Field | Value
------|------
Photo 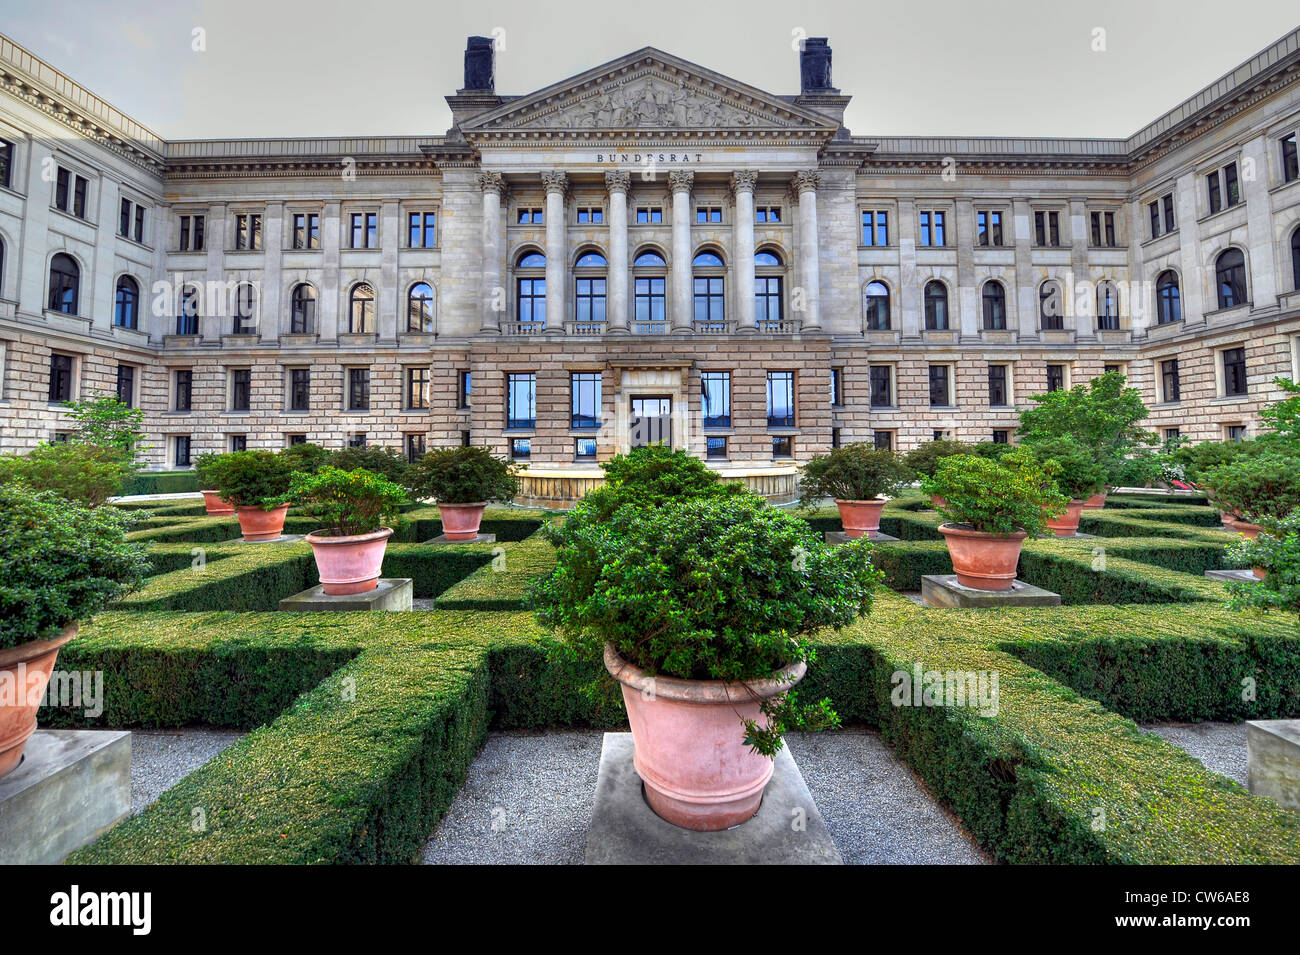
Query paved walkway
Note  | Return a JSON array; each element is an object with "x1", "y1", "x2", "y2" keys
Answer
[
  {"x1": 1142, "y1": 722, "x2": 1248, "y2": 787},
  {"x1": 128, "y1": 728, "x2": 244, "y2": 815}
]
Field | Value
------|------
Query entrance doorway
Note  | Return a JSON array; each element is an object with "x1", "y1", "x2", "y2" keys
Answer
[{"x1": 629, "y1": 396, "x2": 671, "y2": 448}]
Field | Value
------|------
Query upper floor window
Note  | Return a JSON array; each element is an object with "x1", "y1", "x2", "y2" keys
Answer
[
  {"x1": 755, "y1": 250, "x2": 783, "y2": 327},
  {"x1": 928, "y1": 364, "x2": 951, "y2": 407},
  {"x1": 350, "y1": 212, "x2": 377, "y2": 249},
  {"x1": 1097, "y1": 280, "x2": 1120, "y2": 330},
  {"x1": 988, "y1": 364, "x2": 1010, "y2": 407},
  {"x1": 1283, "y1": 133, "x2": 1299, "y2": 184},
  {"x1": 755, "y1": 206, "x2": 781, "y2": 223},
  {"x1": 506, "y1": 373, "x2": 536, "y2": 429},
  {"x1": 177, "y1": 284, "x2": 200, "y2": 335},
  {"x1": 48, "y1": 253, "x2": 79, "y2": 314},
  {"x1": 291, "y1": 283, "x2": 316, "y2": 334},
  {"x1": 408, "y1": 282, "x2": 435, "y2": 333},
  {"x1": 634, "y1": 250, "x2": 666, "y2": 330},
  {"x1": 861, "y1": 210, "x2": 888, "y2": 246},
  {"x1": 516, "y1": 250, "x2": 546, "y2": 325},
  {"x1": 1215, "y1": 248, "x2": 1247, "y2": 309},
  {"x1": 0, "y1": 139, "x2": 12, "y2": 189},
  {"x1": 576, "y1": 206, "x2": 603, "y2": 224},
  {"x1": 635, "y1": 207, "x2": 662, "y2": 224},
  {"x1": 864, "y1": 281, "x2": 890, "y2": 331},
  {"x1": 54, "y1": 167, "x2": 88, "y2": 219},
  {"x1": 347, "y1": 368, "x2": 370, "y2": 411},
  {"x1": 766, "y1": 371, "x2": 795, "y2": 427},
  {"x1": 115, "y1": 364, "x2": 136, "y2": 408},
  {"x1": 292, "y1": 213, "x2": 320, "y2": 250},
  {"x1": 1207, "y1": 161, "x2": 1241, "y2": 213},
  {"x1": 234, "y1": 213, "x2": 262, "y2": 250},
  {"x1": 349, "y1": 282, "x2": 375, "y2": 333},
  {"x1": 923, "y1": 280, "x2": 948, "y2": 330},
  {"x1": 49, "y1": 353, "x2": 74, "y2": 404},
  {"x1": 407, "y1": 366, "x2": 431, "y2": 410},
  {"x1": 869, "y1": 364, "x2": 892, "y2": 407},
  {"x1": 571, "y1": 372, "x2": 601, "y2": 428},
  {"x1": 1034, "y1": 210, "x2": 1060, "y2": 247},
  {"x1": 119, "y1": 198, "x2": 146, "y2": 243},
  {"x1": 1156, "y1": 271, "x2": 1181, "y2": 324},
  {"x1": 976, "y1": 210, "x2": 1003, "y2": 246},
  {"x1": 174, "y1": 368, "x2": 193, "y2": 412},
  {"x1": 289, "y1": 368, "x2": 311, "y2": 412},
  {"x1": 1160, "y1": 358, "x2": 1181, "y2": 403},
  {"x1": 408, "y1": 211, "x2": 437, "y2": 248},
  {"x1": 693, "y1": 250, "x2": 725, "y2": 328},
  {"x1": 230, "y1": 368, "x2": 251, "y2": 412},
  {"x1": 701, "y1": 371, "x2": 730, "y2": 428},
  {"x1": 1089, "y1": 211, "x2": 1116, "y2": 247},
  {"x1": 179, "y1": 214, "x2": 205, "y2": 251},
  {"x1": 1292, "y1": 227, "x2": 1300, "y2": 291},
  {"x1": 1148, "y1": 192, "x2": 1176, "y2": 238},
  {"x1": 981, "y1": 280, "x2": 1006, "y2": 330},
  {"x1": 1222, "y1": 346, "x2": 1248, "y2": 397},
  {"x1": 113, "y1": 275, "x2": 140, "y2": 329},
  {"x1": 232, "y1": 283, "x2": 257, "y2": 334},
  {"x1": 1039, "y1": 280, "x2": 1063, "y2": 330},
  {"x1": 919, "y1": 210, "x2": 946, "y2": 247},
  {"x1": 517, "y1": 207, "x2": 543, "y2": 224},
  {"x1": 695, "y1": 206, "x2": 722, "y2": 223}
]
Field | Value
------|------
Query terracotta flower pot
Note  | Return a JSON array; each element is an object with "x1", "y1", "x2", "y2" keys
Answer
[
  {"x1": 235, "y1": 504, "x2": 290, "y2": 542},
  {"x1": 604, "y1": 645, "x2": 805, "y2": 832},
  {"x1": 1220, "y1": 511, "x2": 1238, "y2": 527},
  {"x1": 1082, "y1": 492, "x2": 1107, "y2": 509},
  {"x1": 835, "y1": 498, "x2": 886, "y2": 539},
  {"x1": 305, "y1": 527, "x2": 393, "y2": 595},
  {"x1": 201, "y1": 490, "x2": 236, "y2": 516},
  {"x1": 938, "y1": 523, "x2": 1027, "y2": 591},
  {"x1": 1232, "y1": 519, "x2": 1264, "y2": 540},
  {"x1": 437, "y1": 502, "x2": 487, "y2": 541},
  {"x1": 0, "y1": 624, "x2": 77, "y2": 779},
  {"x1": 930, "y1": 494, "x2": 948, "y2": 509},
  {"x1": 1045, "y1": 500, "x2": 1087, "y2": 537}
]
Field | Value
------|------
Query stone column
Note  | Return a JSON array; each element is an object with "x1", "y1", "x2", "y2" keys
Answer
[
  {"x1": 478, "y1": 172, "x2": 506, "y2": 334},
  {"x1": 605, "y1": 170, "x2": 631, "y2": 334},
  {"x1": 731, "y1": 170, "x2": 758, "y2": 333},
  {"x1": 1068, "y1": 197, "x2": 1092, "y2": 341},
  {"x1": 542, "y1": 170, "x2": 568, "y2": 334},
  {"x1": 260, "y1": 201, "x2": 284, "y2": 344},
  {"x1": 1012, "y1": 197, "x2": 1035, "y2": 342},
  {"x1": 792, "y1": 170, "x2": 822, "y2": 330},
  {"x1": 669, "y1": 170, "x2": 695, "y2": 332}
]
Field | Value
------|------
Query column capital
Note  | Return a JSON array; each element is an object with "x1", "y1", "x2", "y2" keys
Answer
[
  {"x1": 476, "y1": 170, "x2": 508, "y2": 197},
  {"x1": 604, "y1": 169, "x2": 631, "y2": 195},
  {"x1": 541, "y1": 170, "x2": 569, "y2": 195},
  {"x1": 791, "y1": 169, "x2": 822, "y2": 194},
  {"x1": 730, "y1": 169, "x2": 759, "y2": 195},
  {"x1": 667, "y1": 169, "x2": 695, "y2": 193}
]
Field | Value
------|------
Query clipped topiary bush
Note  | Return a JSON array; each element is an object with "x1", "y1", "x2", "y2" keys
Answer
[
  {"x1": 922, "y1": 449, "x2": 1068, "y2": 536},
  {"x1": 206, "y1": 450, "x2": 295, "y2": 509},
  {"x1": 1204, "y1": 453, "x2": 1300, "y2": 523},
  {"x1": 798, "y1": 443, "x2": 914, "y2": 505},
  {"x1": 407, "y1": 446, "x2": 519, "y2": 504}
]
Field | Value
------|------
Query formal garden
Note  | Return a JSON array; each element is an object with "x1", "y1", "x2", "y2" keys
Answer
[{"x1": 1, "y1": 372, "x2": 1298, "y2": 864}]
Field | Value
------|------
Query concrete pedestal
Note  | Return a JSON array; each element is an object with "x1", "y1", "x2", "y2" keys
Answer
[
  {"x1": 1205, "y1": 568, "x2": 1261, "y2": 583},
  {"x1": 921, "y1": 574, "x2": 1061, "y2": 609},
  {"x1": 824, "y1": 531, "x2": 899, "y2": 545},
  {"x1": 1247, "y1": 719, "x2": 1300, "y2": 810},
  {"x1": 424, "y1": 533, "x2": 496, "y2": 545},
  {"x1": 0, "y1": 730, "x2": 130, "y2": 864},
  {"x1": 238, "y1": 534, "x2": 305, "y2": 545},
  {"x1": 278, "y1": 577, "x2": 413, "y2": 611},
  {"x1": 584, "y1": 732, "x2": 841, "y2": 865}
]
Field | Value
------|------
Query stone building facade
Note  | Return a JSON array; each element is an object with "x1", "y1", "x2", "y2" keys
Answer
[{"x1": 1, "y1": 30, "x2": 1299, "y2": 483}]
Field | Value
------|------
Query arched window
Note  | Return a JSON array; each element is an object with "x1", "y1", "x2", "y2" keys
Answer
[
  {"x1": 864, "y1": 281, "x2": 890, "y2": 331},
  {"x1": 574, "y1": 251, "x2": 607, "y2": 268},
  {"x1": 48, "y1": 253, "x2": 79, "y2": 314},
  {"x1": 1291, "y1": 228, "x2": 1300, "y2": 291},
  {"x1": 114, "y1": 276, "x2": 140, "y2": 329},
  {"x1": 1156, "y1": 271, "x2": 1181, "y2": 325},
  {"x1": 0, "y1": 238, "x2": 5, "y2": 295},
  {"x1": 232, "y1": 283, "x2": 257, "y2": 334},
  {"x1": 177, "y1": 284, "x2": 200, "y2": 335},
  {"x1": 1039, "y1": 280, "x2": 1063, "y2": 330},
  {"x1": 1096, "y1": 279, "x2": 1120, "y2": 331},
  {"x1": 408, "y1": 282, "x2": 435, "y2": 333},
  {"x1": 573, "y1": 251, "x2": 606, "y2": 328},
  {"x1": 981, "y1": 280, "x2": 1006, "y2": 330},
  {"x1": 633, "y1": 250, "x2": 666, "y2": 267},
  {"x1": 754, "y1": 250, "x2": 783, "y2": 267},
  {"x1": 755, "y1": 249, "x2": 784, "y2": 328},
  {"x1": 633, "y1": 248, "x2": 666, "y2": 332},
  {"x1": 291, "y1": 283, "x2": 316, "y2": 334},
  {"x1": 923, "y1": 280, "x2": 948, "y2": 330},
  {"x1": 693, "y1": 250, "x2": 725, "y2": 330},
  {"x1": 349, "y1": 282, "x2": 374, "y2": 334},
  {"x1": 516, "y1": 250, "x2": 545, "y2": 326},
  {"x1": 1215, "y1": 248, "x2": 1247, "y2": 309}
]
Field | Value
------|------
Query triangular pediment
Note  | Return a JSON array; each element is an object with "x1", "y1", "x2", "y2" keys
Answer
[{"x1": 459, "y1": 48, "x2": 839, "y2": 141}]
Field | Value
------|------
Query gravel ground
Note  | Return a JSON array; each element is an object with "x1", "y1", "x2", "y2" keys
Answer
[
  {"x1": 422, "y1": 727, "x2": 988, "y2": 865},
  {"x1": 128, "y1": 728, "x2": 245, "y2": 815},
  {"x1": 1141, "y1": 722, "x2": 1248, "y2": 787}
]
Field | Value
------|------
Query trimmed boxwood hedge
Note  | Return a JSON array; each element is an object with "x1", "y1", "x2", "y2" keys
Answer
[{"x1": 119, "y1": 471, "x2": 202, "y2": 495}]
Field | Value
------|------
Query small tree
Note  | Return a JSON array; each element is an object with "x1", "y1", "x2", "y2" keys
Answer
[
  {"x1": 62, "y1": 394, "x2": 147, "y2": 460},
  {"x1": 921, "y1": 450, "x2": 1068, "y2": 536},
  {"x1": 903, "y1": 439, "x2": 971, "y2": 478},
  {"x1": 278, "y1": 442, "x2": 332, "y2": 476},
  {"x1": 1227, "y1": 511, "x2": 1300, "y2": 623},
  {"x1": 407, "y1": 446, "x2": 518, "y2": 504},
  {"x1": 277, "y1": 466, "x2": 409, "y2": 537},
  {"x1": 1017, "y1": 371, "x2": 1156, "y2": 481},
  {"x1": 798, "y1": 444, "x2": 914, "y2": 505},
  {"x1": 0, "y1": 443, "x2": 134, "y2": 507},
  {"x1": 1258, "y1": 377, "x2": 1300, "y2": 448},
  {"x1": 330, "y1": 445, "x2": 410, "y2": 486},
  {"x1": 1203, "y1": 453, "x2": 1300, "y2": 523},
  {"x1": 1021, "y1": 435, "x2": 1107, "y2": 500}
]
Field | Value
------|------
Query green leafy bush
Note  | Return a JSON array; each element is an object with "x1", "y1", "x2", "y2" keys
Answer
[
  {"x1": 967, "y1": 441, "x2": 1017, "y2": 461},
  {"x1": 205, "y1": 450, "x2": 295, "y2": 509},
  {"x1": 573, "y1": 444, "x2": 748, "y2": 524},
  {"x1": 1166, "y1": 439, "x2": 1266, "y2": 484},
  {"x1": 194, "y1": 452, "x2": 223, "y2": 489},
  {"x1": 407, "y1": 446, "x2": 519, "y2": 504},
  {"x1": 0, "y1": 485, "x2": 150, "y2": 650},
  {"x1": 279, "y1": 442, "x2": 333, "y2": 476},
  {"x1": 1203, "y1": 453, "x2": 1300, "y2": 522},
  {"x1": 921, "y1": 450, "x2": 1068, "y2": 536},
  {"x1": 1227, "y1": 510, "x2": 1300, "y2": 622},
  {"x1": 0, "y1": 442, "x2": 135, "y2": 507},
  {"x1": 903, "y1": 439, "x2": 971, "y2": 478},
  {"x1": 1022, "y1": 436, "x2": 1107, "y2": 500},
  {"x1": 1258, "y1": 377, "x2": 1300, "y2": 447},
  {"x1": 330, "y1": 445, "x2": 410, "y2": 485},
  {"x1": 61, "y1": 394, "x2": 147, "y2": 459},
  {"x1": 278, "y1": 467, "x2": 410, "y2": 537},
  {"x1": 798, "y1": 444, "x2": 914, "y2": 505}
]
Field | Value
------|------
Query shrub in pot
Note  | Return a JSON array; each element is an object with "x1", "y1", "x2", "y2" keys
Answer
[
  {"x1": 530, "y1": 495, "x2": 880, "y2": 830},
  {"x1": 799, "y1": 443, "x2": 914, "y2": 538},
  {"x1": 0, "y1": 486, "x2": 149, "y2": 777},
  {"x1": 278, "y1": 441, "x2": 332, "y2": 476},
  {"x1": 903, "y1": 439, "x2": 969, "y2": 508},
  {"x1": 206, "y1": 450, "x2": 295, "y2": 541},
  {"x1": 0, "y1": 443, "x2": 134, "y2": 508},
  {"x1": 1024, "y1": 437, "x2": 1107, "y2": 537},
  {"x1": 194, "y1": 452, "x2": 235, "y2": 515},
  {"x1": 275, "y1": 466, "x2": 409, "y2": 594},
  {"x1": 921, "y1": 450, "x2": 1068, "y2": 591},
  {"x1": 330, "y1": 444, "x2": 410, "y2": 486},
  {"x1": 407, "y1": 446, "x2": 518, "y2": 540},
  {"x1": 1227, "y1": 509, "x2": 1300, "y2": 602},
  {"x1": 575, "y1": 445, "x2": 749, "y2": 524},
  {"x1": 1204, "y1": 453, "x2": 1300, "y2": 537}
]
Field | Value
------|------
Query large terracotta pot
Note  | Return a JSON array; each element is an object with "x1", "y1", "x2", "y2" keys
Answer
[
  {"x1": 0, "y1": 624, "x2": 77, "y2": 779},
  {"x1": 1229, "y1": 519, "x2": 1269, "y2": 579},
  {"x1": 1082, "y1": 492, "x2": 1107, "y2": 509},
  {"x1": 305, "y1": 527, "x2": 393, "y2": 595},
  {"x1": 604, "y1": 645, "x2": 805, "y2": 832},
  {"x1": 201, "y1": 490, "x2": 236, "y2": 516},
  {"x1": 835, "y1": 498, "x2": 886, "y2": 539},
  {"x1": 938, "y1": 523, "x2": 1027, "y2": 591},
  {"x1": 1045, "y1": 500, "x2": 1087, "y2": 537},
  {"x1": 438, "y1": 502, "x2": 487, "y2": 541},
  {"x1": 236, "y1": 504, "x2": 290, "y2": 542},
  {"x1": 930, "y1": 494, "x2": 948, "y2": 510}
]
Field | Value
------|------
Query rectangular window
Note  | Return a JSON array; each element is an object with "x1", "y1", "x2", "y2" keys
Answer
[
  {"x1": 869, "y1": 365, "x2": 892, "y2": 407},
  {"x1": 174, "y1": 435, "x2": 191, "y2": 467},
  {"x1": 706, "y1": 435, "x2": 728, "y2": 460},
  {"x1": 115, "y1": 364, "x2": 135, "y2": 408},
  {"x1": 1162, "y1": 193, "x2": 1176, "y2": 233},
  {"x1": 832, "y1": 428, "x2": 841, "y2": 449},
  {"x1": 976, "y1": 210, "x2": 1003, "y2": 246},
  {"x1": 1224, "y1": 161, "x2": 1240, "y2": 207},
  {"x1": 292, "y1": 213, "x2": 321, "y2": 250},
  {"x1": 0, "y1": 139, "x2": 11, "y2": 189},
  {"x1": 1228, "y1": 424, "x2": 1248, "y2": 442},
  {"x1": 992, "y1": 430, "x2": 1009, "y2": 445},
  {"x1": 695, "y1": 206, "x2": 722, "y2": 223},
  {"x1": 1283, "y1": 133, "x2": 1299, "y2": 183},
  {"x1": 517, "y1": 208, "x2": 543, "y2": 224},
  {"x1": 1034, "y1": 211, "x2": 1060, "y2": 247},
  {"x1": 290, "y1": 368, "x2": 311, "y2": 412},
  {"x1": 1149, "y1": 201, "x2": 1161, "y2": 239},
  {"x1": 772, "y1": 435, "x2": 793, "y2": 458},
  {"x1": 1222, "y1": 347, "x2": 1248, "y2": 397},
  {"x1": 230, "y1": 368, "x2": 251, "y2": 412},
  {"x1": 928, "y1": 365, "x2": 950, "y2": 407},
  {"x1": 406, "y1": 433, "x2": 426, "y2": 464},
  {"x1": 861, "y1": 210, "x2": 889, "y2": 246},
  {"x1": 919, "y1": 210, "x2": 946, "y2": 247},
  {"x1": 179, "y1": 215, "x2": 205, "y2": 251},
  {"x1": 73, "y1": 174, "x2": 87, "y2": 218},
  {"x1": 988, "y1": 365, "x2": 1009, "y2": 407},
  {"x1": 1090, "y1": 211, "x2": 1116, "y2": 246},
  {"x1": 350, "y1": 212, "x2": 377, "y2": 249},
  {"x1": 174, "y1": 369, "x2": 192, "y2": 412},
  {"x1": 1160, "y1": 358, "x2": 1181, "y2": 403},
  {"x1": 134, "y1": 205, "x2": 145, "y2": 243},
  {"x1": 507, "y1": 373, "x2": 536, "y2": 429},
  {"x1": 755, "y1": 206, "x2": 781, "y2": 223},
  {"x1": 1164, "y1": 427, "x2": 1180, "y2": 445},
  {"x1": 48, "y1": 354, "x2": 74, "y2": 403},
  {"x1": 348, "y1": 433, "x2": 367, "y2": 448},
  {"x1": 288, "y1": 434, "x2": 307, "y2": 446},
  {"x1": 571, "y1": 372, "x2": 601, "y2": 428},
  {"x1": 830, "y1": 368, "x2": 843, "y2": 407},
  {"x1": 229, "y1": 434, "x2": 247, "y2": 453},
  {"x1": 407, "y1": 367, "x2": 431, "y2": 410},
  {"x1": 459, "y1": 370, "x2": 472, "y2": 409},
  {"x1": 234, "y1": 213, "x2": 262, "y2": 250},
  {"x1": 119, "y1": 197, "x2": 131, "y2": 237},
  {"x1": 766, "y1": 371, "x2": 795, "y2": 427},
  {"x1": 1208, "y1": 169, "x2": 1223, "y2": 213},
  {"x1": 635, "y1": 207, "x2": 663, "y2": 223},
  {"x1": 54, "y1": 168, "x2": 89, "y2": 218},
  {"x1": 1046, "y1": 364, "x2": 1066, "y2": 393},
  {"x1": 511, "y1": 437, "x2": 531, "y2": 460},
  {"x1": 873, "y1": 431, "x2": 893, "y2": 451},
  {"x1": 575, "y1": 437, "x2": 597, "y2": 461},
  {"x1": 348, "y1": 368, "x2": 371, "y2": 411},
  {"x1": 408, "y1": 211, "x2": 437, "y2": 248},
  {"x1": 576, "y1": 207, "x2": 603, "y2": 224},
  {"x1": 701, "y1": 371, "x2": 731, "y2": 428}
]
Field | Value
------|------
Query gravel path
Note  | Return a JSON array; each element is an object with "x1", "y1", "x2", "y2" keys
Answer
[
  {"x1": 128, "y1": 728, "x2": 245, "y2": 815},
  {"x1": 1141, "y1": 722, "x2": 1248, "y2": 787},
  {"x1": 422, "y1": 727, "x2": 988, "y2": 865}
]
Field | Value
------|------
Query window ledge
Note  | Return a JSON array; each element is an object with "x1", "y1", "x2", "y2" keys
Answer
[{"x1": 1211, "y1": 394, "x2": 1251, "y2": 405}]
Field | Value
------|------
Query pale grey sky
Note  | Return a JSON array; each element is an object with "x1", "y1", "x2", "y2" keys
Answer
[{"x1": 1, "y1": 0, "x2": 1296, "y2": 140}]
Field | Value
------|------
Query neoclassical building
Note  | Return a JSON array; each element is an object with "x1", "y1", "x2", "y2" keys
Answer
[{"x1": 1, "y1": 30, "x2": 1298, "y2": 499}]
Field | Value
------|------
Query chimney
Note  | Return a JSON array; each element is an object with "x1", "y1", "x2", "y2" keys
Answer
[
  {"x1": 462, "y1": 36, "x2": 495, "y2": 92},
  {"x1": 799, "y1": 38, "x2": 836, "y2": 93}
]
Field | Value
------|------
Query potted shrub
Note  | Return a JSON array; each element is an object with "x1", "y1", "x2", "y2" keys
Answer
[
  {"x1": 206, "y1": 450, "x2": 295, "y2": 541},
  {"x1": 1227, "y1": 510, "x2": 1300, "y2": 593},
  {"x1": 330, "y1": 444, "x2": 411, "y2": 485},
  {"x1": 194, "y1": 452, "x2": 234, "y2": 515},
  {"x1": 904, "y1": 439, "x2": 969, "y2": 508},
  {"x1": 276, "y1": 466, "x2": 409, "y2": 594},
  {"x1": 278, "y1": 441, "x2": 332, "y2": 476},
  {"x1": 0, "y1": 486, "x2": 149, "y2": 777},
  {"x1": 921, "y1": 450, "x2": 1068, "y2": 591},
  {"x1": 530, "y1": 495, "x2": 880, "y2": 830},
  {"x1": 1025, "y1": 437, "x2": 1107, "y2": 537},
  {"x1": 407, "y1": 446, "x2": 519, "y2": 540},
  {"x1": 799, "y1": 443, "x2": 914, "y2": 538},
  {"x1": 1204, "y1": 453, "x2": 1300, "y2": 539}
]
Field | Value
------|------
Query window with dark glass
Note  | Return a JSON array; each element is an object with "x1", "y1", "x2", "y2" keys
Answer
[
  {"x1": 1208, "y1": 169, "x2": 1223, "y2": 213},
  {"x1": 507, "y1": 373, "x2": 536, "y2": 429},
  {"x1": 766, "y1": 371, "x2": 795, "y2": 427},
  {"x1": 229, "y1": 435, "x2": 247, "y2": 453},
  {"x1": 48, "y1": 353, "x2": 73, "y2": 403},
  {"x1": 701, "y1": 371, "x2": 731, "y2": 428},
  {"x1": 706, "y1": 436, "x2": 727, "y2": 460},
  {"x1": 1224, "y1": 162, "x2": 1240, "y2": 206},
  {"x1": 1156, "y1": 271, "x2": 1181, "y2": 324},
  {"x1": 991, "y1": 430, "x2": 1009, "y2": 445},
  {"x1": 230, "y1": 368, "x2": 251, "y2": 412},
  {"x1": 288, "y1": 434, "x2": 307, "y2": 446},
  {"x1": 177, "y1": 285, "x2": 199, "y2": 335},
  {"x1": 981, "y1": 281, "x2": 1006, "y2": 330},
  {"x1": 48, "y1": 253, "x2": 79, "y2": 313},
  {"x1": 516, "y1": 251, "x2": 546, "y2": 325},
  {"x1": 179, "y1": 215, "x2": 205, "y2": 252},
  {"x1": 1283, "y1": 133, "x2": 1299, "y2": 183},
  {"x1": 290, "y1": 284, "x2": 315, "y2": 334},
  {"x1": 693, "y1": 251, "x2": 726, "y2": 327},
  {"x1": 0, "y1": 139, "x2": 11, "y2": 189},
  {"x1": 571, "y1": 372, "x2": 601, "y2": 428},
  {"x1": 919, "y1": 210, "x2": 946, "y2": 246},
  {"x1": 861, "y1": 210, "x2": 888, "y2": 246},
  {"x1": 232, "y1": 283, "x2": 256, "y2": 334},
  {"x1": 988, "y1": 365, "x2": 1009, "y2": 406},
  {"x1": 869, "y1": 365, "x2": 892, "y2": 407},
  {"x1": 1046, "y1": 364, "x2": 1066, "y2": 392},
  {"x1": 832, "y1": 428, "x2": 841, "y2": 449},
  {"x1": 1228, "y1": 425, "x2": 1248, "y2": 442},
  {"x1": 872, "y1": 432, "x2": 892, "y2": 451},
  {"x1": 1164, "y1": 428, "x2": 1180, "y2": 445},
  {"x1": 1293, "y1": 228, "x2": 1300, "y2": 290},
  {"x1": 1162, "y1": 193, "x2": 1176, "y2": 233},
  {"x1": 1215, "y1": 248, "x2": 1247, "y2": 309},
  {"x1": 1039, "y1": 281, "x2": 1063, "y2": 330},
  {"x1": 928, "y1": 365, "x2": 950, "y2": 406},
  {"x1": 1034, "y1": 210, "x2": 1060, "y2": 247},
  {"x1": 406, "y1": 433, "x2": 426, "y2": 464},
  {"x1": 119, "y1": 197, "x2": 131, "y2": 237},
  {"x1": 924, "y1": 281, "x2": 948, "y2": 330},
  {"x1": 234, "y1": 213, "x2": 262, "y2": 250},
  {"x1": 408, "y1": 282, "x2": 435, "y2": 333},
  {"x1": 864, "y1": 281, "x2": 890, "y2": 331},
  {"x1": 1147, "y1": 194, "x2": 1176, "y2": 238},
  {"x1": 55, "y1": 168, "x2": 89, "y2": 218},
  {"x1": 292, "y1": 213, "x2": 320, "y2": 250},
  {"x1": 290, "y1": 368, "x2": 311, "y2": 412},
  {"x1": 1160, "y1": 359, "x2": 1181, "y2": 403},
  {"x1": 350, "y1": 212, "x2": 377, "y2": 249},
  {"x1": 1097, "y1": 281, "x2": 1120, "y2": 331},
  {"x1": 1222, "y1": 347, "x2": 1248, "y2": 397},
  {"x1": 772, "y1": 435, "x2": 794, "y2": 457},
  {"x1": 115, "y1": 364, "x2": 135, "y2": 408},
  {"x1": 174, "y1": 369, "x2": 193, "y2": 411},
  {"x1": 408, "y1": 211, "x2": 437, "y2": 248},
  {"x1": 459, "y1": 370, "x2": 472, "y2": 409},
  {"x1": 174, "y1": 435, "x2": 192, "y2": 467},
  {"x1": 349, "y1": 283, "x2": 375, "y2": 333},
  {"x1": 407, "y1": 367, "x2": 430, "y2": 410},
  {"x1": 348, "y1": 368, "x2": 370, "y2": 411},
  {"x1": 348, "y1": 433, "x2": 367, "y2": 448},
  {"x1": 1090, "y1": 211, "x2": 1116, "y2": 247},
  {"x1": 114, "y1": 276, "x2": 140, "y2": 329},
  {"x1": 976, "y1": 210, "x2": 1003, "y2": 246}
]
